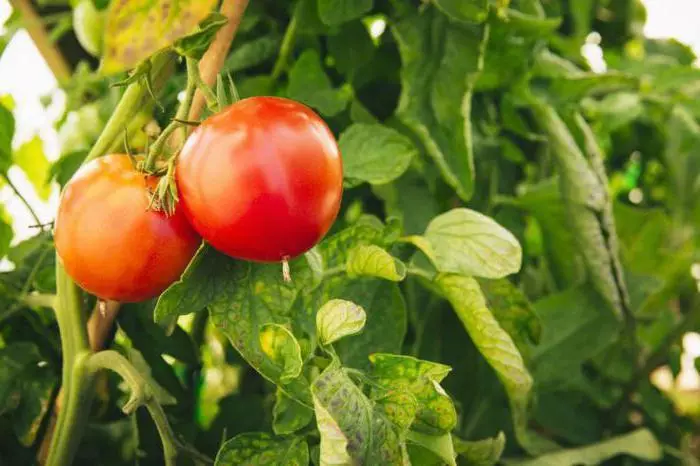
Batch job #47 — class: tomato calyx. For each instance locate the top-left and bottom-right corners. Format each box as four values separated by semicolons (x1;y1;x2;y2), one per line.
147;158;179;216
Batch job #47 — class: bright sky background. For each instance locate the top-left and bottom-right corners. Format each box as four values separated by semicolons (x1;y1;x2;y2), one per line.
0;0;698;383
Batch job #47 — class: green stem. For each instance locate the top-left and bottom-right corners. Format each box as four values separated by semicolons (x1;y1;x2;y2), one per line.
84;51;172;164
145;57;199;171
2;173;42;226
190;58;219;112
87;350;179;466
271;15;297;82
46;264;92;466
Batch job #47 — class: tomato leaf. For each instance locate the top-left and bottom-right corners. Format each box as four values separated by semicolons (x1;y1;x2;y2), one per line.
259;323;303;383
14;136;51;201
272;388;314;436
287;50;351;117
393;10;488;201
0;103;14;173
173;12;228;59
346;244;406;282
508;429;662;466
316;299;366;345
339;123;417;186
406;431;457;466
432;0;488;23
214;433;309;466
419;208;522;279
312;366;405;464
101;0;218;74
317;0;373;26
453;432;506;466
436;274;555;454
328;21;375;78
369;353;456;435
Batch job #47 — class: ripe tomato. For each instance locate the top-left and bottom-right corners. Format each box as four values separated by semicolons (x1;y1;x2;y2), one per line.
55;154;200;302
176;97;343;262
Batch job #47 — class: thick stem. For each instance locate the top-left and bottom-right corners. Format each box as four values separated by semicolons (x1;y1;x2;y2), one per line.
8;0;71;81
45;264;92;466
189;0;250;121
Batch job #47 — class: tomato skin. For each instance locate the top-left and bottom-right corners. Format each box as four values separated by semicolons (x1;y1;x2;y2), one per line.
55;154;200;302
176;97;343;262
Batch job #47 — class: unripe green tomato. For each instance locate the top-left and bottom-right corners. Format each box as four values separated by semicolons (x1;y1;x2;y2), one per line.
73;0;105;57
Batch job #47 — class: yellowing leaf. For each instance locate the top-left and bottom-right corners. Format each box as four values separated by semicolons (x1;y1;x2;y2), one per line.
14;136;51;200
347;244;406;281
102;0;218;74
259;324;303;383
316;299;366;345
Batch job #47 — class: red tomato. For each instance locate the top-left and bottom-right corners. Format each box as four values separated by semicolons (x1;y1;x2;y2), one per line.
54;154;200;302
176;97;343;262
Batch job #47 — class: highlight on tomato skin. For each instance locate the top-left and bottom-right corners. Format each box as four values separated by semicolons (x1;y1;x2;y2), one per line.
54;154;201;302
176;96;343;263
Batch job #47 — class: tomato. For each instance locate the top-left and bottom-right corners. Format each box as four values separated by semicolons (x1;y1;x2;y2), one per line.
176;97;343;262
73;0;105;57
55;154;200;302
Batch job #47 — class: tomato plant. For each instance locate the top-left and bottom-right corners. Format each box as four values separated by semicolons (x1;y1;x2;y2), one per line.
0;0;699;465
177;96;343;262
55;154;200;302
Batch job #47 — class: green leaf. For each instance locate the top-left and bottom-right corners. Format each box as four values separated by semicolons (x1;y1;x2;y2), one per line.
328;21;375;78
393;10;488;200
477;278;542;361
0;343;57;446
223;35;280;74
173;12;228;59
260;324;303;383
287;50;351;117
316;299;366;345
508;429;662;466
531;285;620;388
14;136;51;200
0;207;13;260
102;0;218;73
347;245;406;281
48;151;88;188
0;103;14;173
200;252;319;405
453;432;506;466
369;353;456;434
340;123;417;186
317;0;373;26
436;274;551;454
423;208;522;279
312;366;405;464
406;431;457;466
215;433;309;466
432;0;488;23
273;388;314;436
154;245;226;326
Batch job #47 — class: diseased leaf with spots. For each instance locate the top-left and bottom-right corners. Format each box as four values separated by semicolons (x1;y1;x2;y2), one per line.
393;10;488;200
369;353;456;434
316;299;366;345
102;0;218;73
259;324;303;383
373;389;418;433
214;432;309;466
422;208;522;279
312;366;405;465
340;123;417;186
273;388;314;436
347;244;406;281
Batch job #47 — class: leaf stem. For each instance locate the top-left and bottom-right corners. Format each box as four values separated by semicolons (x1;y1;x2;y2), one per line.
2;173;42;226
144;57;200;171
84;51;173;164
271;15;297;82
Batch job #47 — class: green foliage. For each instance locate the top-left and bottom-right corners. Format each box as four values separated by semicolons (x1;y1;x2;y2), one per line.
2;0;700;464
